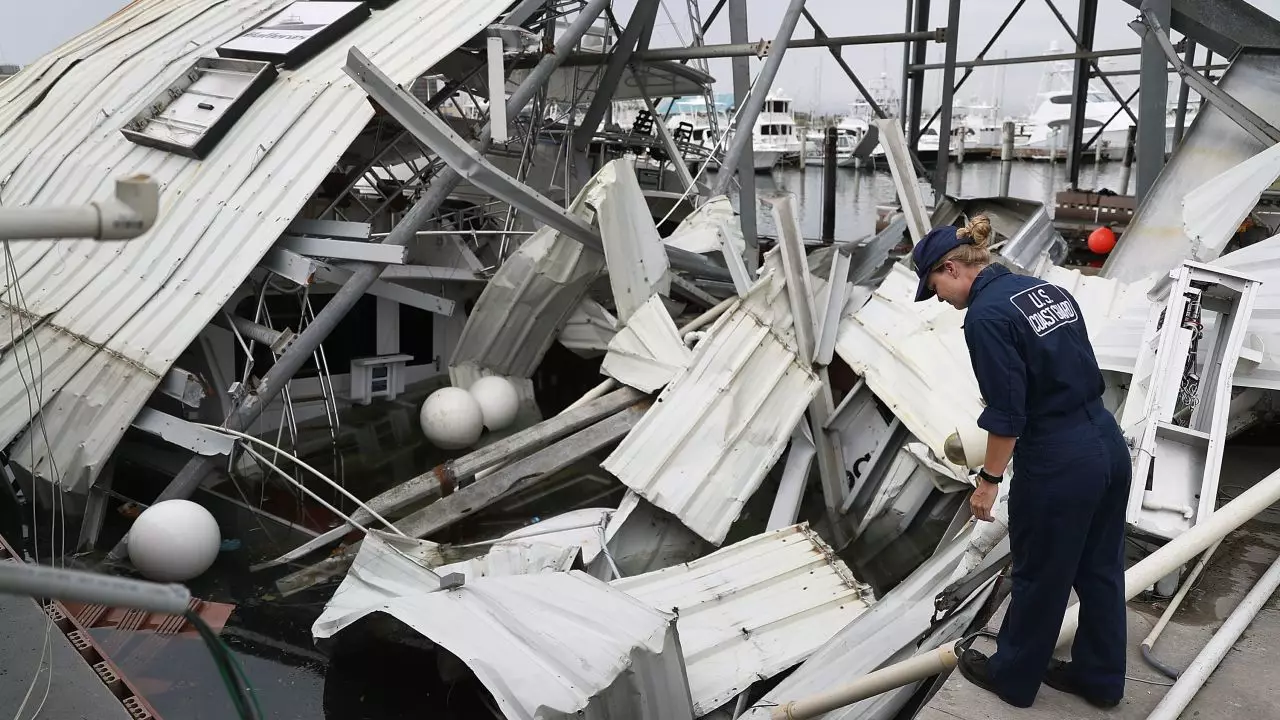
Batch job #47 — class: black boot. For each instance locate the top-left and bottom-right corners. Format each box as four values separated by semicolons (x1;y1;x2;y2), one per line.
957;649;1030;708
1043;659;1121;708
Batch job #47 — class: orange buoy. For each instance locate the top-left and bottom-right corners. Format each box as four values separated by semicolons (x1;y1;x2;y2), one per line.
1088;226;1117;254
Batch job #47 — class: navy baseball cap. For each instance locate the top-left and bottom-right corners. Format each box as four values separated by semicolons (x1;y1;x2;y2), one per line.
912;225;971;302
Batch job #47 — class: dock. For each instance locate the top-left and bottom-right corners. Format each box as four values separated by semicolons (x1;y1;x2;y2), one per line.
923;446;1280;720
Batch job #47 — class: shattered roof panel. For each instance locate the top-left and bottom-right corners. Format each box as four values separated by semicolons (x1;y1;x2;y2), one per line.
0;0;512;492
602;253;820;545
601;294;692;393
450;167;609;378
612;524;873;715
1103;49;1280;282
316;535;695;720
834;264;984;464
742;526;978;720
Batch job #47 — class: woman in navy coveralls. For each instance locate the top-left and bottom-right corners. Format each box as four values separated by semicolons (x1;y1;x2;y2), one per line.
911;215;1130;709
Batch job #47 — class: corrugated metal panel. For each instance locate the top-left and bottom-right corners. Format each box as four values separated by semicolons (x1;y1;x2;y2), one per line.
664;196;744;257
559;297;618;357
1103;50;1280;282
0;0;513;492
742;526;979;720
601;294;692;393
314;533;696;720
450;167;608;378
602;249;821;546
1183;140;1280;263
596;157;671;323
834;264;983;466
613;524;873;716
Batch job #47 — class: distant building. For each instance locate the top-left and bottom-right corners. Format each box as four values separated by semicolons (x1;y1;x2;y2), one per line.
0;64;18;84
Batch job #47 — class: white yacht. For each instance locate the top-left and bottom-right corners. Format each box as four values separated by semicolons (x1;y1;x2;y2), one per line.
953;100;1005;154
750;89;802;171
1015;44;1198;161
803;115;868;168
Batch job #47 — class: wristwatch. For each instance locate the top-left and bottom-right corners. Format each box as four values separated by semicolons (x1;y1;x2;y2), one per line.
977;468;1003;484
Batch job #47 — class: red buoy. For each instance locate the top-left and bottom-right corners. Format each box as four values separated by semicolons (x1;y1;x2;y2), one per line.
1088;226;1117;254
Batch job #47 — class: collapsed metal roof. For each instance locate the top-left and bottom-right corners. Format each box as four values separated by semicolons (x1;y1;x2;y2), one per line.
0;0;511;492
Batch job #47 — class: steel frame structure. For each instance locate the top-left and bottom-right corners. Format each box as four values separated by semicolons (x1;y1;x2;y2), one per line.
106;0;1280;562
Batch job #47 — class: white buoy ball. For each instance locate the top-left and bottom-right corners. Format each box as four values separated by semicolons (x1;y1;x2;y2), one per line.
469;376;520;431
420;387;484;449
128;500;221;582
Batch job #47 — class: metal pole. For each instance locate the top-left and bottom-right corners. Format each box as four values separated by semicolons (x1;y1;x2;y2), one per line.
999;120;1014;196
822;127;838;243
1039;0;1136;126
1136;0;1171;202
713;0;810;198
911;47;1139;71
573;0;662;151
104;0;614;562
1093;62;1227;78
899;0;914;125
932;0;961;195
918;0;1027;134
1066;0;1098;189
906;0;932;148
638;30;938;61
801;9;931;177
1173;40;1196;146
1119;124;1137;195
700;0;728;35
725;0;759;272
1146;553;1280;719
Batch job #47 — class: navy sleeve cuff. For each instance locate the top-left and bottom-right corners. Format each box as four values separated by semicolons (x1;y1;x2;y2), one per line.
978;406;1025;438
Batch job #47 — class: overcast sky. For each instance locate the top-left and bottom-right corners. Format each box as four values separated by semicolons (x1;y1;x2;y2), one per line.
6;0;1280;115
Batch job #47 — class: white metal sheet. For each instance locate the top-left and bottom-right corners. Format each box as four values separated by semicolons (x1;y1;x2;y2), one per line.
833;264;984;469
663;196;746;258
602;249;821;546
1104;50;1280;281
559;297;618;357
613;524;873;716
314;533;696;720
741;526;980;720
0;0;513;493
1212;234;1280;389
601;294;692;393
1183;141;1280;263
592;157;671;323
450;165;613;378
434;541;578;582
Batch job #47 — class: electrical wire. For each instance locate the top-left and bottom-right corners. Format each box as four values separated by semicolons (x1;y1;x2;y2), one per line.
3;227;64;720
195;424;406;537
185;610;263;720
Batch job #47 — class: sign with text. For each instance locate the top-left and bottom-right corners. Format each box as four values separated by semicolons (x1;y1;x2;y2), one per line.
217;1;369;67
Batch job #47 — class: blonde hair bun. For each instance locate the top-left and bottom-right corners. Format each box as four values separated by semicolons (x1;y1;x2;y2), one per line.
957;214;992;248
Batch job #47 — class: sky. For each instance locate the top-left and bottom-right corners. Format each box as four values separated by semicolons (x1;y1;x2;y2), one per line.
6;0;1280;116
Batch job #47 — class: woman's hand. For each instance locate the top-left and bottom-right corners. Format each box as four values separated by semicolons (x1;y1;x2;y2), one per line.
970;478;998;522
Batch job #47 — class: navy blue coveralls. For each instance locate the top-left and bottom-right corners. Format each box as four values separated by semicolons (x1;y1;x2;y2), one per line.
963;264;1130;707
